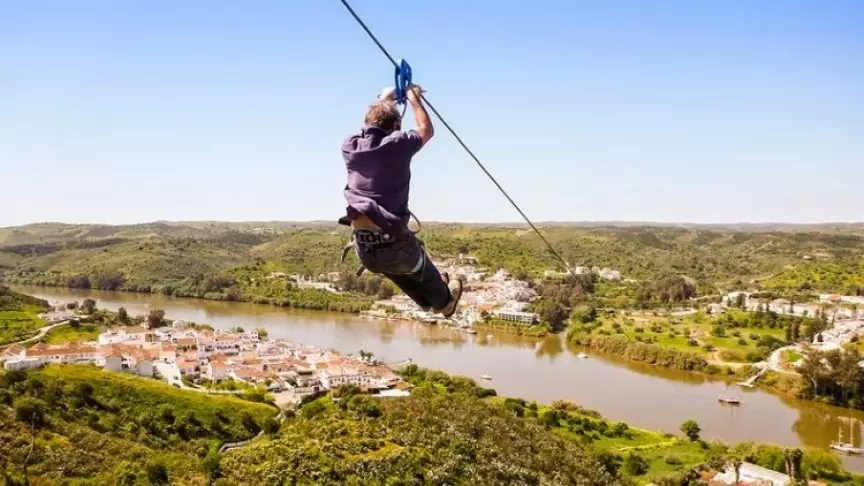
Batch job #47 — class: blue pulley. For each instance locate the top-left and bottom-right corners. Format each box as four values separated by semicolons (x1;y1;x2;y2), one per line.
393;59;412;105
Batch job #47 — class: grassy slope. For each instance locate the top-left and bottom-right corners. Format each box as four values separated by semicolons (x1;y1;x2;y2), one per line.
0;365;274;485
0;286;50;345
42;322;103;344
762;261;864;294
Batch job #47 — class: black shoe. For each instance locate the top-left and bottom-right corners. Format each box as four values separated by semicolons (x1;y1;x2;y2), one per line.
436;278;463;319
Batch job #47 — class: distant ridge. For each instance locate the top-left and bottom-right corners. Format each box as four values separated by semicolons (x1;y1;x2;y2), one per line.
5;220;864;232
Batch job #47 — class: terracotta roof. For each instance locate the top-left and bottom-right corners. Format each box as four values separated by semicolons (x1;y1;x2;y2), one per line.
26;344;100;357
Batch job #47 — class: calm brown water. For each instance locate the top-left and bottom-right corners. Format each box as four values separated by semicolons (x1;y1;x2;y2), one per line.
13;284;864;472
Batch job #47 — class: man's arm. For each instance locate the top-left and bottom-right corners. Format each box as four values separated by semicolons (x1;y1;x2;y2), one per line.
407;85;434;146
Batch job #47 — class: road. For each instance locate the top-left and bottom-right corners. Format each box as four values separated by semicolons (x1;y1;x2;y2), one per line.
0;321;70;350
768;345;800;373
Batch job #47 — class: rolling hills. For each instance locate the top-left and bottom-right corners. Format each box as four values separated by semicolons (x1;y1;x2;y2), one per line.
2;221;864;305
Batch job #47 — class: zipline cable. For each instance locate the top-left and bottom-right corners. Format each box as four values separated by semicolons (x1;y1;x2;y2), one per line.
337;0;576;277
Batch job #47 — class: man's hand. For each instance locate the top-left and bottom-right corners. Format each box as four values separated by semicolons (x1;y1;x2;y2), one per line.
405;84;433;146
406;84;425;105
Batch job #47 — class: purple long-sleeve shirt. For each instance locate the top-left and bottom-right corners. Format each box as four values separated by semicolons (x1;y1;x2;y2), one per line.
338;125;423;236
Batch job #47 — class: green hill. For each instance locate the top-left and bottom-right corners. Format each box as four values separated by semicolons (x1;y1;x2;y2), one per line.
0;285;50;345
2;364;859;485
0;365;275;485
221;387;621;485
3;222;864;307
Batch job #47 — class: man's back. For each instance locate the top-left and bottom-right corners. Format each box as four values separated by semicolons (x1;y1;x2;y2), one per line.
340;126;423;233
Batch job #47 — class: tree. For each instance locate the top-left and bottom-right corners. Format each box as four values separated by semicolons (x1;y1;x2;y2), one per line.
81;298;97;315
262;417;280;436
680;419;700;441
377;284;395;299
255;328;268;339
14;397;46;429
726;453;743;485
147;309;166;328
146;461;170;486
117;307;129;324
572;305;598;324
201;446;222;485
624;453;648;475
539;300;568;331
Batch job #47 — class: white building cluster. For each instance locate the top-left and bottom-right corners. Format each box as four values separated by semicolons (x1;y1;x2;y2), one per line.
1;322;406;401
721;291;862;320
369;262;540;326
543;266;623;281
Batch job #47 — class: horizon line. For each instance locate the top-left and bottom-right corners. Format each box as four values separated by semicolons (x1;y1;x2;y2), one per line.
4;219;864;230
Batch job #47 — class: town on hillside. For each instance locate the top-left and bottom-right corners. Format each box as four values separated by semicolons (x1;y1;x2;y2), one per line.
1;304;410;406
367;254;627;327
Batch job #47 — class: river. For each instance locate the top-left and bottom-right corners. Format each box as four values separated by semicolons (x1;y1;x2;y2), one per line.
12;284;864;472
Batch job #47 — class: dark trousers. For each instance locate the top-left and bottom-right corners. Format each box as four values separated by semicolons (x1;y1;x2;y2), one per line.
353;229;451;311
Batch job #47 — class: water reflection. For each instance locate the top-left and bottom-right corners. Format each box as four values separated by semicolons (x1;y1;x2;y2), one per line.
12;284;864;473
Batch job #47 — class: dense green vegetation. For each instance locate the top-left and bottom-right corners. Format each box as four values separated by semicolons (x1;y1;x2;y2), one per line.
4;222;864;312
1;359;860;485
795;345;864;410
475;318;549;337
568;307;825;367
0;364;274;484
223;388;621;485
0;285;50;345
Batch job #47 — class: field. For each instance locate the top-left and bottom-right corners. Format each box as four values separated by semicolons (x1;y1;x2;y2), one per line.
0;308;45;346
42;322;103;344
571;308;803;366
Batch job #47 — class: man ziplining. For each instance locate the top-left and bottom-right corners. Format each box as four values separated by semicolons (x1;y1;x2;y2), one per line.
338;84;464;318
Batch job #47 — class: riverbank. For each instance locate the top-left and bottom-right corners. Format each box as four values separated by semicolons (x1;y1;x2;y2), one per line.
4;278;374;313
12;283;864;474
474;320;549;337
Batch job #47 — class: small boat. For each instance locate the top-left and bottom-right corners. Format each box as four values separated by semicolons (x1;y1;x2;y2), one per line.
831;419;863;455
576;353;588;359
462;328;477;335
718;386;742;405
481;374;492;381
718;395;741;405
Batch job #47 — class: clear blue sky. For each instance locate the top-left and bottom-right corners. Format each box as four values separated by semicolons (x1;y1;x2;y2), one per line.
2;0;862;227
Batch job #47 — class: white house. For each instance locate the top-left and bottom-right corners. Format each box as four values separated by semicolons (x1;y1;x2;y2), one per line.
98;327;152;346
2;356;43;371
203;361;231;381
103;353;123;372
598;268;622;281
176;359;199;377
711;461;790;485
320;368;377;389
492;309;539;325
25;343;102;364
135;359;154;377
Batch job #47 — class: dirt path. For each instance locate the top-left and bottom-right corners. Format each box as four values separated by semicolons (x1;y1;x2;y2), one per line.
0;321;70;350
